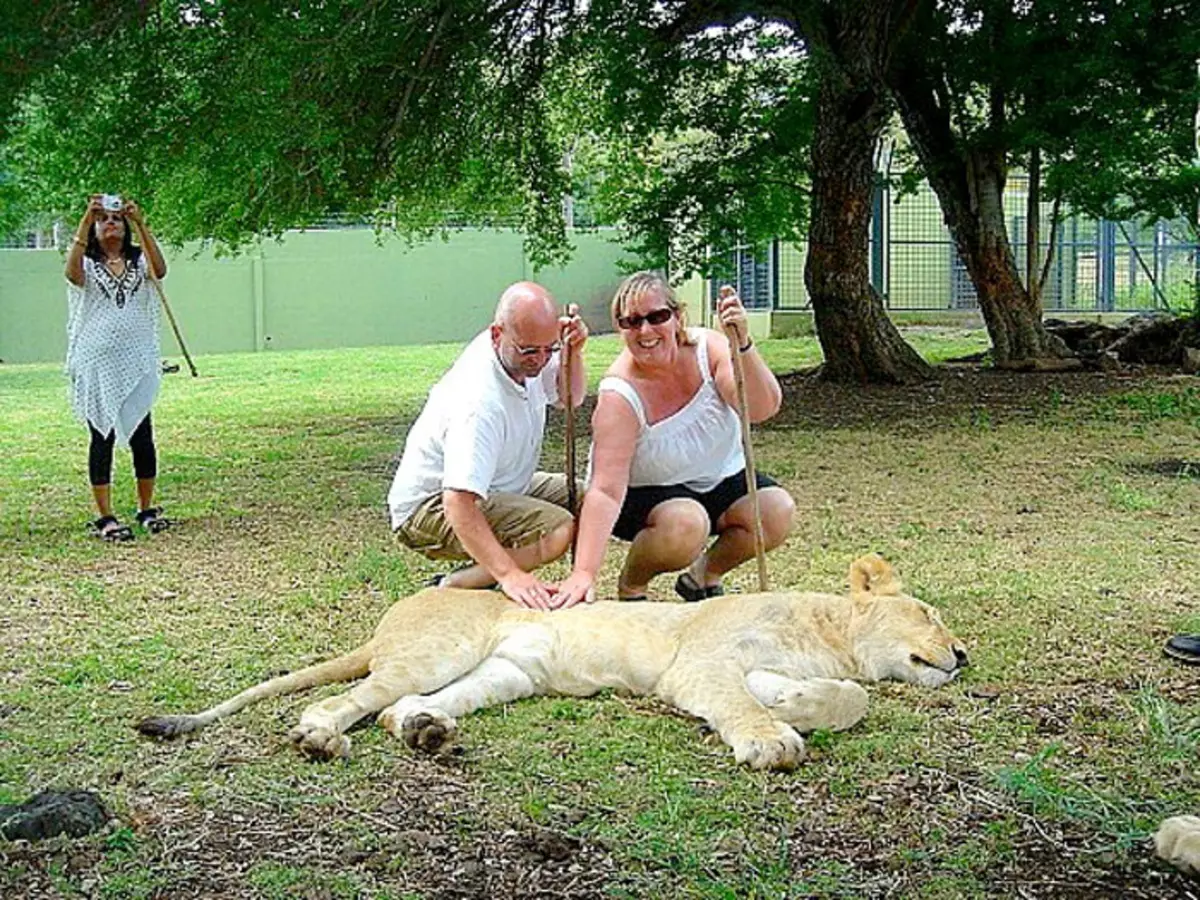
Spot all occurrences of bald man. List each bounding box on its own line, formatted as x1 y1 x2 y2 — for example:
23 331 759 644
388 282 588 610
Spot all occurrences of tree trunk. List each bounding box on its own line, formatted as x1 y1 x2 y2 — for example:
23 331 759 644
802 4 932 384
1026 146 1040 307
888 62 1070 367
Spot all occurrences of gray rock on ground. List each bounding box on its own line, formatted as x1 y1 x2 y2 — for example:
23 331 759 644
0 790 109 841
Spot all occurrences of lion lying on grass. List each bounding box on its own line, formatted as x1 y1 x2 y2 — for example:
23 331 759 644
138 555 967 770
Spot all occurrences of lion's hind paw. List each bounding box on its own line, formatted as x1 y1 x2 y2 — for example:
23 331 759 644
287 723 351 761
731 723 806 771
1155 815 1200 876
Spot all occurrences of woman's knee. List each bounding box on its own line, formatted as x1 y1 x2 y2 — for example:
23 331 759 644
88 427 116 485
645 501 710 556
761 489 796 548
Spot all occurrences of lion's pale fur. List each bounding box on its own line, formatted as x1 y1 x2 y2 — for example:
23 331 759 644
138 554 965 770
1156 816 1200 877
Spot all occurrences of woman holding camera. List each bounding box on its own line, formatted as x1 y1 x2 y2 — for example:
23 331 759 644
65 194 171 541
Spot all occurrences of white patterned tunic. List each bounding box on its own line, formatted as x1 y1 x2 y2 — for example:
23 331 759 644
65 254 161 443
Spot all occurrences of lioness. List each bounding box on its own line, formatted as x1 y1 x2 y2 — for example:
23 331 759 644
138 555 966 770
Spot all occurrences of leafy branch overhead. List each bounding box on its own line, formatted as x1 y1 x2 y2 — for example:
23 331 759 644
0 4 813 263
2 1 1196 377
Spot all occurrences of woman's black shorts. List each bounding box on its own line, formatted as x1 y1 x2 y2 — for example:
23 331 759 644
612 470 778 541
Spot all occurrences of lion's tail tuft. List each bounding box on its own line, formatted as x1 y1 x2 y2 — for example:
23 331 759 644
135 715 202 739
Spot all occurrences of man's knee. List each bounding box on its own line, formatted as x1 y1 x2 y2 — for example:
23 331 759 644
538 519 575 562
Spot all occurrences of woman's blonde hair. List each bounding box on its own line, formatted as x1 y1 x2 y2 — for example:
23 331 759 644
609 271 693 346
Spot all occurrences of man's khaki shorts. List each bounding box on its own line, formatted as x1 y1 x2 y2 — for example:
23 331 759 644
395 472 578 561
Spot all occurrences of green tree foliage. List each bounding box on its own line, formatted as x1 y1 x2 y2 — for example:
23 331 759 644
1 1 577 258
1 1 933 381
888 0 1200 363
2 3 818 270
563 10 814 273
9 3 1192 376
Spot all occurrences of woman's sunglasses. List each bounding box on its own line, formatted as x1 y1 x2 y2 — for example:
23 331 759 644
617 307 674 330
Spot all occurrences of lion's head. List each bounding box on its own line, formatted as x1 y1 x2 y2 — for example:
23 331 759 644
846 555 967 688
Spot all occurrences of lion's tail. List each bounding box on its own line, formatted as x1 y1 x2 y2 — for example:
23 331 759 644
135 641 374 740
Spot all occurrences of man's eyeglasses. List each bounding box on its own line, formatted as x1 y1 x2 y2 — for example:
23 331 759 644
511 339 562 358
617 307 674 330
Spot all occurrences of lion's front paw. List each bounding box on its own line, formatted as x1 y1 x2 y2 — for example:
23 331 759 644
287 723 351 761
380 702 458 755
730 722 806 771
402 711 458 754
1155 815 1200 876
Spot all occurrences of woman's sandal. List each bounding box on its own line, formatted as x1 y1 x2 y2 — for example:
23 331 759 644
674 571 724 603
93 515 134 543
135 507 172 534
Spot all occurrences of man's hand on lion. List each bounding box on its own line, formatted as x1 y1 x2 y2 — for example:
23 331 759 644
550 571 595 609
498 569 558 610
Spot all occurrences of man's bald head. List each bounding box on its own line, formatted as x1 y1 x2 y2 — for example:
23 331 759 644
494 281 557 332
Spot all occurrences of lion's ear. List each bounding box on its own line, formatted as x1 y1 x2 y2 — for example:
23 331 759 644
849 554 902 599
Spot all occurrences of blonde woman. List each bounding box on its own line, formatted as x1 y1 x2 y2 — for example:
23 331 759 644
556 272 794 607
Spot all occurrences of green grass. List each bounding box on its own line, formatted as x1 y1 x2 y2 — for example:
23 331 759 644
2 328 1199 897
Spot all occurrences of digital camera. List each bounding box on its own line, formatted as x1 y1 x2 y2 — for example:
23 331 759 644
100 194 124 212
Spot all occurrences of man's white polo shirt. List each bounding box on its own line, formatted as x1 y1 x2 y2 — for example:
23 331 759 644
388 330 561 530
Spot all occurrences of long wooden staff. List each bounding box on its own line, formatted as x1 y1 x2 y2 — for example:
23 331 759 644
719 285 768 591
145 263 198 378
562 304 578 563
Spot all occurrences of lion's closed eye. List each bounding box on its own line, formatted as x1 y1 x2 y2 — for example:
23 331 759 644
910 653 950 672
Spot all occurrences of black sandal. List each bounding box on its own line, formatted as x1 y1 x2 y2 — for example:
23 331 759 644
93 515 134 542
135 507 171 534
674 572 724 603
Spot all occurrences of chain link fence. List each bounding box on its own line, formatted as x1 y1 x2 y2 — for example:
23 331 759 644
712 173 1199 315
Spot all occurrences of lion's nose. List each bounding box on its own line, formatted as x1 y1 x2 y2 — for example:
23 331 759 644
954 647 969 668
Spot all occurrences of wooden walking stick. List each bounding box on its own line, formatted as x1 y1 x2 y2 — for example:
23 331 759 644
562 304 579 563
145 264 198 378
718 284 768 591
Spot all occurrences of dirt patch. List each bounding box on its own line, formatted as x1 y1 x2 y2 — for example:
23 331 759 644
4 772 620 900
771 364 1189 432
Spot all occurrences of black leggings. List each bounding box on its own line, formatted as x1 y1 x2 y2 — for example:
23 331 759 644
88 414 157 486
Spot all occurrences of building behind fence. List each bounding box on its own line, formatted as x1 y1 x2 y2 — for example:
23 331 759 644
710 173 1199 315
